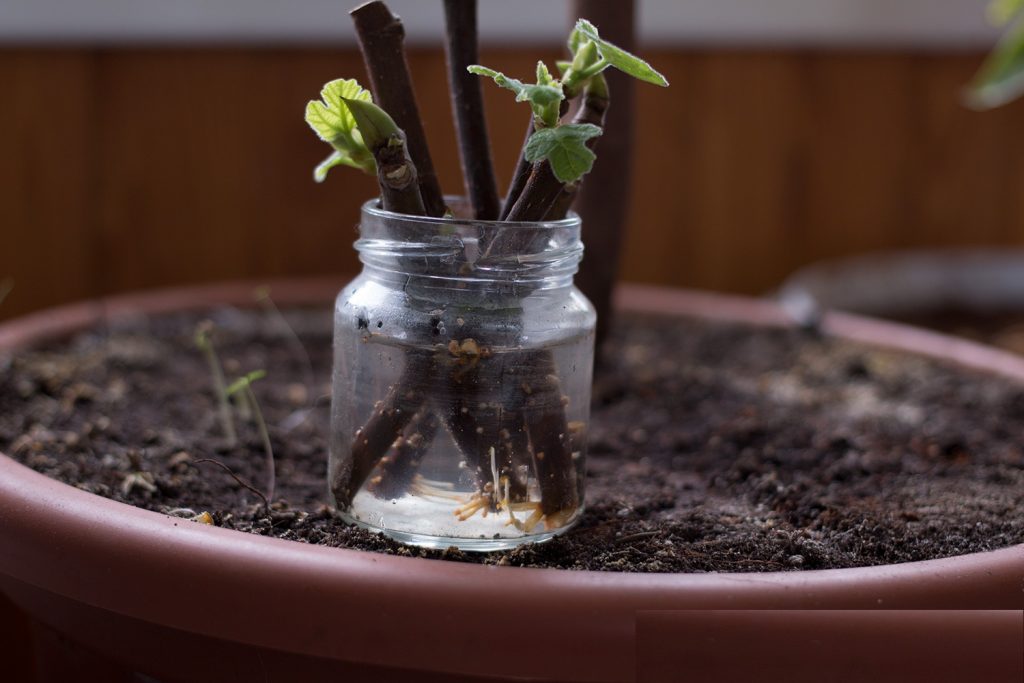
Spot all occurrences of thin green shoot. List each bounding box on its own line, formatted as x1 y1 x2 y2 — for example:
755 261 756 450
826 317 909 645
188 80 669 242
232 385 253 422
194 321 237 447
226 370 275 505
254 286 317 433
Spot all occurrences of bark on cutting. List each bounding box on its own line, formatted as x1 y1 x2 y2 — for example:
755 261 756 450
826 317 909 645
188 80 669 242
443 0 501 221
351 1 447 216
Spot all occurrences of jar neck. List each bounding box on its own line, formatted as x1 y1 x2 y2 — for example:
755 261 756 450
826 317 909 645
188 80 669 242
355 199 584 299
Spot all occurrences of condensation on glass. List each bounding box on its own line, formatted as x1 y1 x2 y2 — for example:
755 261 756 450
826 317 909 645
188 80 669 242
329 199 596 551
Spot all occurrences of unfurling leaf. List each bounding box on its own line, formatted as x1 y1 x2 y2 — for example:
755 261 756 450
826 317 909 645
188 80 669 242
467 64 564 126
524 123 603 183
467 65 564 108
568 26 584 55
304 78 375 180
536 60 556 88
574 19 669 87
341 98 402 150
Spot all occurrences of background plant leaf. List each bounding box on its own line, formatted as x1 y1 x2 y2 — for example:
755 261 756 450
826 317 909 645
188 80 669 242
524 123 603 182
989 0 1024 25
574 19 668 87
968 21 1024 109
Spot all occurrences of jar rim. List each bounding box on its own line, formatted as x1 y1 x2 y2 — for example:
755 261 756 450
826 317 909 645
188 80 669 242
360 197 580 230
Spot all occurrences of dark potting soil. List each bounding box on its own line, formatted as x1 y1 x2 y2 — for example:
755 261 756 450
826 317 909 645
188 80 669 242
2 305 1024 573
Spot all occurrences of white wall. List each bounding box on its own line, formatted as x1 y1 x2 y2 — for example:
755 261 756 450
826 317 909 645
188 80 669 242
0 0 999 48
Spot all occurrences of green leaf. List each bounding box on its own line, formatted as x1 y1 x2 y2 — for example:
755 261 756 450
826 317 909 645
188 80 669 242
536 60 556 87
304 78 375 178
574 19 669 87
468 64 564 128
467 65 564 108
524 123 603 183
568 26 584 55
968 20 1024 109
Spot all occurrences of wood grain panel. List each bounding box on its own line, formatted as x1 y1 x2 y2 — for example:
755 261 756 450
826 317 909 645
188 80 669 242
913 55 1019 248
626 52 807 294
94 49 370 294
0 50 96 320
798 54 918 259
5 47 1024 321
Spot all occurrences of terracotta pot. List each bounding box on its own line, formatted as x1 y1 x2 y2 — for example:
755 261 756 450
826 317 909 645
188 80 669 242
1 279 1022 683
778 248 1024 319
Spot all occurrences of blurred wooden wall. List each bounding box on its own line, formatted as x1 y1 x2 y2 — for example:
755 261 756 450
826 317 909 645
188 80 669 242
3 47 1023 320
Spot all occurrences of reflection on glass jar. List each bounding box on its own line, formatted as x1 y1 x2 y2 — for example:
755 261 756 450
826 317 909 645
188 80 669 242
329 198 596 551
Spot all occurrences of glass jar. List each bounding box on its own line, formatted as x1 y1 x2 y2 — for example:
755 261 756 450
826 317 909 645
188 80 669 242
329 199 596 551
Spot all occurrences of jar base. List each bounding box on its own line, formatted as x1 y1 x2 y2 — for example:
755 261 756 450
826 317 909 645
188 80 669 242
335 509 574 552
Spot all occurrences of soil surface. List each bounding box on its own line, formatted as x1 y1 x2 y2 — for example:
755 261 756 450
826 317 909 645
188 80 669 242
2 305 1024 573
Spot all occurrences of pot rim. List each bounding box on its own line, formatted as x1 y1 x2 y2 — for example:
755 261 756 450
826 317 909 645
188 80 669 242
1 278 1022 681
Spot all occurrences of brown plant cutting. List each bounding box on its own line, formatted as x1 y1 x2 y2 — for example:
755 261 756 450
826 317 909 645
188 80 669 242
306 0 667 532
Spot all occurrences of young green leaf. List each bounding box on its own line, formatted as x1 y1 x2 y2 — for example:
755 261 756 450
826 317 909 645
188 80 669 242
567 26 584 55
524 123 603 183
467 65 564 108
574 19 669 87
536 60 556 88
304 78 376 180
968 20 1024 109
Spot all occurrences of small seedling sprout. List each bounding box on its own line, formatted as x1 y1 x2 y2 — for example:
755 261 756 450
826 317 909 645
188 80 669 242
194 321 237 447
226 370 275 505
255 286 320 433
254 285 316 404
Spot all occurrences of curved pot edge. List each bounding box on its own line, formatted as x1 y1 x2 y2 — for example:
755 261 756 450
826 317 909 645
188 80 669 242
1 278 1023 679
